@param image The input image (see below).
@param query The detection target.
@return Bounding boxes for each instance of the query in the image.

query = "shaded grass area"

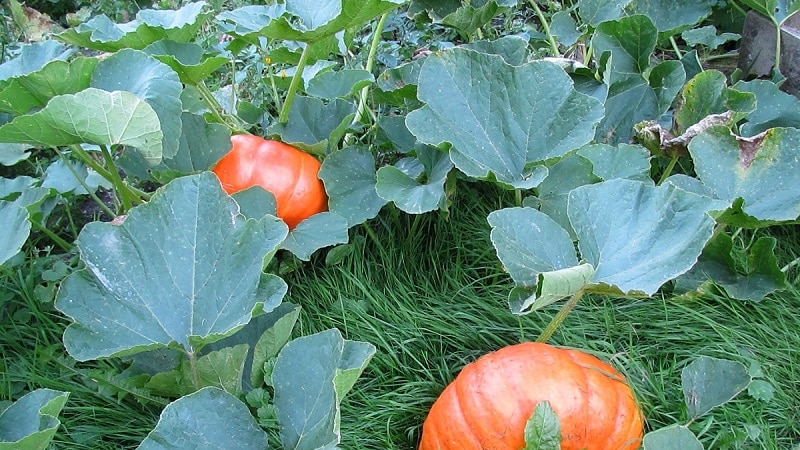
[0,263,161,449]
[285,183,800,449]
[0,181,798,449]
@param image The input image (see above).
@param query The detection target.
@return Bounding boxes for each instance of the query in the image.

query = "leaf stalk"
[279,42,314,124]
[536,289,585,343]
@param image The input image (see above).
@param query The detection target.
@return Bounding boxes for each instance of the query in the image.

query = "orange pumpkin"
[419,342,643,450]
[212,134,328,229]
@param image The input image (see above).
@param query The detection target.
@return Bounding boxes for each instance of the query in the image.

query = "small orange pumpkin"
[419,342,643,450]
[212,134,328,229]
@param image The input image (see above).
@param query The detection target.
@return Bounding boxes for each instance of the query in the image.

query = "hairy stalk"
[29,219,73,252]
[54,148,117,218]
[279,42,314,124]
[188,348,201,391]
[66,144,149,212]
[196,81,248,134]
[537,289,585,343]
[528,0,560,56]
[656,155,679,186]
[669,36,683,59]
[354,12,390,126]
[99,144,135,212]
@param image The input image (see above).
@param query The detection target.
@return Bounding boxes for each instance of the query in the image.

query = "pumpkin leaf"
[144,344,250,398]
[682,356,751,418]
[681,25,741,51]
[490,179,715,313]
[137,387,268,450]
[250,303,301,387]
[218,0,405,44]
[528,153,599,236]
[143,40,228,86]
[577,143,652,181]
[0,388,69,450]
[593,16,686,144]
[0,200,29,266]
[268,96,355,156]
[576,0,630,26]
[55,1,211,52]
[440,0,519,37]
[674,232,786,301]
[569,179,715,294]
[91,49,183,159]
[307,69,374,99]
[737,0,800,25]
[232,186,278,221]
[0,88,164,166]
[273,328,376,450]
[642,425,703,450]
[0,56,96,115]
[407,48,603,188]
[627,0,713,34]
[673,70,755,135]
[280,212,350,261]
[318,146,387,227]
[55,173,289,361]
[733,79,800,137]
[523,401,562,450]
[375,146,454,214]
[689,126,800,225]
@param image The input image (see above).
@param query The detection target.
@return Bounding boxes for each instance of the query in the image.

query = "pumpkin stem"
[536,289,585,343]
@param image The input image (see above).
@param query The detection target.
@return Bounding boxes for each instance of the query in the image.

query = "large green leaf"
[738,0,800,24]
[267,96,355,155]
[144,344,251,397]
[307,69,374,99]
[0,88,164,166]
[0,56,97,115]
[0,389,69,450]
[0,41,74,83]
[490,179,716,313]
[375,145,454,214]
[280,212,350,260]
[593,16,686,144]
[577,0,630,26]
[0,201,29,266]
[440,1,518,36]
[137,387,268,450]
[682,356,751,418]
[318,146,387,227]
[689,126,800,225]
[144,40,228,86]
[218,0,405,43]
[406,48,603,188]
[569,179,715,293]
[273,328,376,450]
[674,232,786,301]
[733,79,800,137]
[642,425,702,450]
[91,49,183,158]
[56,1,211,52]
[55,173,289,361]
[627,0,712,33]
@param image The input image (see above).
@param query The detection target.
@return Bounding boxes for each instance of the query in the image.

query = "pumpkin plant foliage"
[1,0,799,447]
[55,172,290,361]
[0,389,69,450]
[489,179,717,313]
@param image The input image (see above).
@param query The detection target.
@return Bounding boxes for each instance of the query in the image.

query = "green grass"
[2,181,799,449]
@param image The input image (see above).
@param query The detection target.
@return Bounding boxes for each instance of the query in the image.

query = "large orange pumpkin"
[212,134,328,229]
[419,342,643,450]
